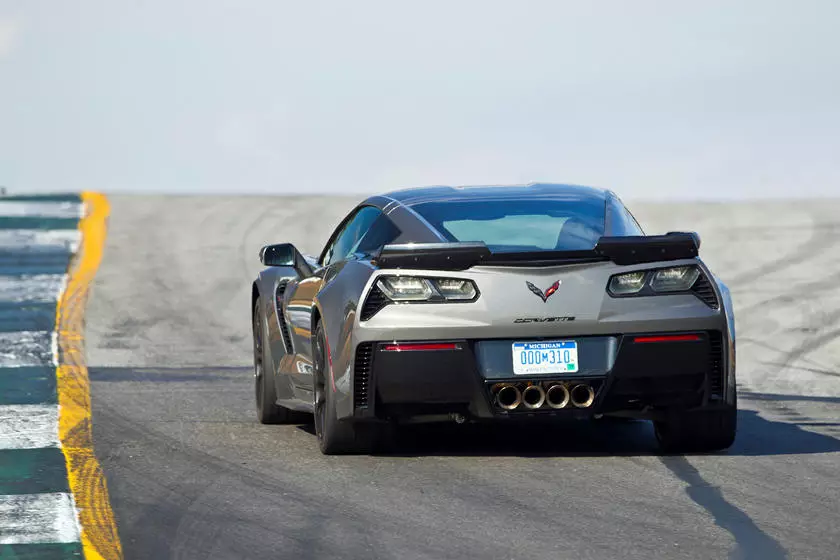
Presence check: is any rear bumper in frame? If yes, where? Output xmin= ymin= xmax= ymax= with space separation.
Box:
xmin=351 ymin=330 xmax=733 ymax=422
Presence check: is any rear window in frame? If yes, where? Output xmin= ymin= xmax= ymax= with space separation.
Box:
xmin=412 ymin=199 xmax=606 ymax=252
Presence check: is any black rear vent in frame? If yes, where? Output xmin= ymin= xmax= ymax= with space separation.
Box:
xmin=692 ymin=273 xmax=720 ymax=309
xmin=708 ymin=331 xmax=724 ymax=399
xmin=360 ymin=286 xmax=389 ymax=321
xmin=275 ymin=280 xmax=294 ymax=354
xmin=354 ymin=343 xmax=374 ymax=409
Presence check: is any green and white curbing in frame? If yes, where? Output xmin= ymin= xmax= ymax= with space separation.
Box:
xmin=0 ymin=194 xmax=85 ymax=559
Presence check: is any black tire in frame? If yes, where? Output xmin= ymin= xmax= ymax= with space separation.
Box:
xmin=312 ymin=322 xmax=377 ymax=454
xmin=253 ymin=298 xmax=307 ymax=424
xmin=654 ymin=402 xmax=737 ymax=453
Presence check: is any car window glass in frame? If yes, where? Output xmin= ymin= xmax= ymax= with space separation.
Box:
xmin=352 ymin=214 xmax=401 ymax=256
xmin=321 ymin=208 xmax=363 ymax=266
xmin=412 ymin=198 xmax=605 ymax=252
xmin=324 ymin=206 xmax=382 ymax=266
xmin=321 ymin=211 xmax=358 ymax=266
xmin=608 ymin=197 xmax=645 ymax=236
xmin=321 ymin=235 xmax=340 ymax=267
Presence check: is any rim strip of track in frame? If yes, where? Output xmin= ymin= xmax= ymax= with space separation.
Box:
xmin=56 ymin=192 xmax=123 ymax=560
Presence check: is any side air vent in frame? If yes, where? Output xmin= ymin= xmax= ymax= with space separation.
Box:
xmin=360 ymin=286 xmax=389 ymax=321
xmin=354 ymin=342 xmax=374 ymax=409
xmin=275 ymin=280 xmax=294 ymax=354
xmin=708 ymin=331 xmax=724 ymax=400
xmin=692 ymin=273 xmax=720 ymax=309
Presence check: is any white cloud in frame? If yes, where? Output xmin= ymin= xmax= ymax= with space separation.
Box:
xmin=0 ymin=18 xmax=20 ymax=58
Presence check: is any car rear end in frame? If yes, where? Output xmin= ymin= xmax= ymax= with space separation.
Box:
xmin=349 ymin=255 xmax=733 ymax=427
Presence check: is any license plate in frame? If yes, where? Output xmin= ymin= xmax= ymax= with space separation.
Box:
xmin=512 ymin=341 xmax=579 ymax=375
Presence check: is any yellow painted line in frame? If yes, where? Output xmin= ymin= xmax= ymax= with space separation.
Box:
xmin=55 ymin=192 xmax=123 ymax=560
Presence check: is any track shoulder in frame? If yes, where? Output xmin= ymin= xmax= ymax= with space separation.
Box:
xmin=57 ymin=193 xmax=123 ymax=560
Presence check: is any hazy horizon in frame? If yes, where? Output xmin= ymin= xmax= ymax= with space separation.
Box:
xmin=1 ymin=1 xmax=838 ymax=200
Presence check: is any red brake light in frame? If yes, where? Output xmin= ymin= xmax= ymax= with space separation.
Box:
xmin=633 ymin=334 xmax=702 ymax=344
xmin=382 ymin=343 xmax=461 ymax=352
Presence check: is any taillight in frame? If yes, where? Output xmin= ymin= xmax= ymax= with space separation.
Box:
xmin=375 ymin=276 xmax=479 ymax=303
xmin=633 ymin=334 xmax=701 ymax=343
xmin=382 ymin=342 xmax=461 ymax=352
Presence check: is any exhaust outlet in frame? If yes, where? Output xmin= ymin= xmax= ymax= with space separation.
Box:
xmin=570 ymin=384 xmax=596 ymax=408
xmin=521 ymin=385 xmax=546 ymax=409
xmin=545 ymin=384 xmax=570 ymax=409
xmin=496 ymin=385 xmax=522 ymax=410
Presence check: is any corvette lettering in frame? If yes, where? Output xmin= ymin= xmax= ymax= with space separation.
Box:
xmin=514 ymin=316 xmax=576 ymax=323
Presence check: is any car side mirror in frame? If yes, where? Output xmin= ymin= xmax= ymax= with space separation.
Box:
xmin=260 ymin=243 xmax=296 ymax=267
xmin=259 ymin=243 xmax=314 ymax=277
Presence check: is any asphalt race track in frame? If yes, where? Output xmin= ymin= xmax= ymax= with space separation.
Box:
xmin=84 ymin=195 xmax=840 ymax=560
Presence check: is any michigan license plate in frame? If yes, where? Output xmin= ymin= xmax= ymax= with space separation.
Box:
xmin=512 ymin=341 xmax=579 ymax=375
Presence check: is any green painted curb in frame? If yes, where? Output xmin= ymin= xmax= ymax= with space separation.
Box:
xmin=0 ymin=194 xmax=82 ymax=203
xmin=0 ymin=367 xmax=57 ymax=405
xmin=0 ymin=194 xmax=86 ymax=557
xmin=0 ymin=251 xmax=72 ymax=267
xmin=0 ymin=448 xmax=69 ymax=495
xmin=0 ymin=218 xmax=79 ymax=231
xmin=0 ymin=265 xmax=71 ymax=276
xmin=0 ymin=543 xmax=83 ymax=559
xmin=0 ymin=304 xmax=58 ymax=333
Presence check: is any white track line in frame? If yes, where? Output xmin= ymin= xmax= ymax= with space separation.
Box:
xmin=0 ymin=230 xmax=81 ymax=252
xmin=50 ymin=274 xmax=68 ymax=368
xmin=0 ymin=331 xmax=54 ymax=367
xmin=0 ymin=274 xmax=67 ymax=303
xmin=0 ymin=493 xmax=81 ymax=544
xmin=0 ymin=404 xmax=60 ymax=449
xmin=0 ymin=201 xmax=82 ymax=218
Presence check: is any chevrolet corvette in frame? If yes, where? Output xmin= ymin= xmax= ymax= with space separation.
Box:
xmin=251 ymin=184 xmax=737 ymax=454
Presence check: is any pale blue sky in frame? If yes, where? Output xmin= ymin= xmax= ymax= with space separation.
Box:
xmin=1 ymin=1 xmax=838 ymax=198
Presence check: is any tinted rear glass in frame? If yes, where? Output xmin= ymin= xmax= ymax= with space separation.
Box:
xmin=412 ymin=198 xmax=605 ymax=252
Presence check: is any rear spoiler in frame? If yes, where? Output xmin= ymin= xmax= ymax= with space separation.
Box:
xmin=374 ymin=233 xmax=699 ymax=270
xmin=594 ymin=232 xmax=700 ymax=265
xmin=374 ymin=242 xmax=492 ymax=270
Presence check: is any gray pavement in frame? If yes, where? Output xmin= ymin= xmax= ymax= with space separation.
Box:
xmin=85 ymin=195 xmax=840 ymax=560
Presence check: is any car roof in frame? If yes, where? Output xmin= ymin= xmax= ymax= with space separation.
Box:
xmin=380 ymin=182 xmax=610 ymax=207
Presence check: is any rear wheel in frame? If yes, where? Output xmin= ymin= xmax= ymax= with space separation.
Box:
xmin=654 ymin=402 xmax=737 ymax=453
xmin=253 ymin=297 xmax=307 ymax=424
xmin=313 ymin=322 xmax=378 ymax=454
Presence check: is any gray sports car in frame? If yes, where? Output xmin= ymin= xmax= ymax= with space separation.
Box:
xmin=251 ymin=184 xmax=737 ymax=454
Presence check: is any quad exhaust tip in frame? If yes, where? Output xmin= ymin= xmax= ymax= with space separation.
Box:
xmin=570 ymin=384 xmax=596 ymax=408
xmin=496 ymin=385 xmax=522 ymax=410
xmin=545 ymin=384 xmax=571 ymax=409
xmin=521 ymin=385 xmax=546 ymax=409
xmin=494 ymin=382 xmax=595 ymax=410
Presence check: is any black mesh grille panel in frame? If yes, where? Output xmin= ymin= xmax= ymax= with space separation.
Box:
xmin=360 ymin=286 xmax=389 ymax=321
xmin=354 ymin=342 xmax=374 ymax=409
xmin=708 ymin=331 xmax=724 ymax=399
xmin=275 ymin=280 xmax=294 ymax=354
xmin=692 ymin=273 xmax=720 ymax=309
